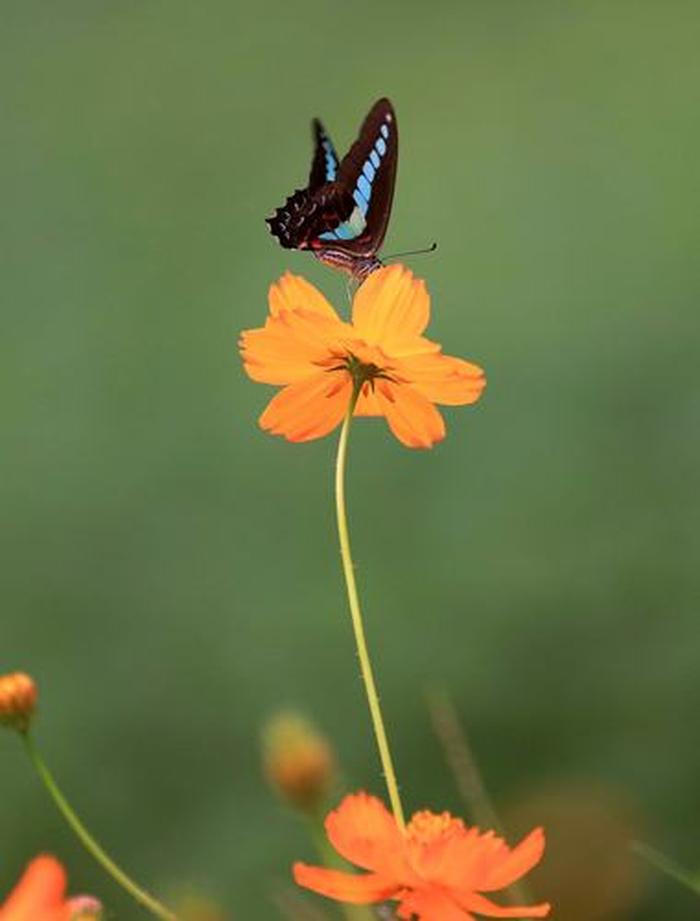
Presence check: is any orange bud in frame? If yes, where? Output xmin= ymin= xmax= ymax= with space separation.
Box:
xmin=0 ymin=672 xmax=37 ymax=733
xmin=262 ymin=712 xmax=336 ymax=814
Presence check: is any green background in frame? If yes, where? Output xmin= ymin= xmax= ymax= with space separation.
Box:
xmin=2 ymin=2 xmax=699 ymax=918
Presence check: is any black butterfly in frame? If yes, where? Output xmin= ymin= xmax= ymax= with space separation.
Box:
xmin=266 ymin=98 xmax=398 ymax=282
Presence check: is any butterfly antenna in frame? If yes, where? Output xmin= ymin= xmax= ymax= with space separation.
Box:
xmin=383 ymin=242 xmax=438 ymax=262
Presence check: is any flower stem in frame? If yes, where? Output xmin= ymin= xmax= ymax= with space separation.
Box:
xmin=334 ymin=388 xmax=405 ymax=830
xmin=633 ymin=841 xmax=700 ymax=897
xmin=426 ymin=686 xmax=532 ymax=914
xmin=23 ymin=732 xmax=178 ymax=921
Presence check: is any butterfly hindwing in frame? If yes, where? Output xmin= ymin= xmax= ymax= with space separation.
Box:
xmin=266 ymin=185 xmax=354 ymax=251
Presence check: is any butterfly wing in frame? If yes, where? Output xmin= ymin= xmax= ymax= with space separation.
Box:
xmin=266 ymin=185 xmax=354 ymax=250
xmin=309 ymin=119 xmax=340 ymax=189
xmin=267 ymin=98 xmax=398 ymax=271
xmin=267 ymin=116 xmax=349 ymax=249
xmin=313 ymin=98 xmax=398 ymax=258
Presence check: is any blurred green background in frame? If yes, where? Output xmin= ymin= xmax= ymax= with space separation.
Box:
xmin=2 ymin=1 xmax=699 ymax=918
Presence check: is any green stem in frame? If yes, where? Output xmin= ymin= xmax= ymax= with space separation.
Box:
xmin=334 ymin=386 xmax=405 ymax=830
xmin=23 ymin=733 xmax=177 ymax=921
xmin=426 ymin=687 xmax=532 ymax=914
xmin=633 ymin=841 xmax=700 ymax=897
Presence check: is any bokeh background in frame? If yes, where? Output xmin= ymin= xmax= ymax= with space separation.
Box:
xmin=2 ymin=1 xmax=699 ymax=918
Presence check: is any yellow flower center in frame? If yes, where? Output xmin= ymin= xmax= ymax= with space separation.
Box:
xmin=406 ymin=810 xmax=464 ymax=846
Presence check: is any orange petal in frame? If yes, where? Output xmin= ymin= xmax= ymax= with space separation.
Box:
xmin=419 ymin=826 xmax=520 ymax=894
xmin=1 ymin=856 xmax=70 ymax=921
xmin=396 ymin=885 xmax=475 ymax=921
xmin=293 ymin=863 xmax=397 ymax=904
xmin=324 ymin=793 xmax=411 ymax=880
xmin=458 ymin=892 xmax=551 ymax=918
xmin=354 ymin=384 xmax=383 ymax=417
xmin=398 ymin=353 xmax=486 ymax=406
xmin=269 ymin=272 xmax=340 ymax=320
xmin=375 ymin=383 xmax=446 ymax=448
xmin=259 ymin=373 xmax=351 ymax=442
xmin=480 ymin=828 xmax=546 ymax=891
xmin=240 ymin=309 xmax=350 ymax=386
xmin=352 ymin=265 xmax=433 ymax=353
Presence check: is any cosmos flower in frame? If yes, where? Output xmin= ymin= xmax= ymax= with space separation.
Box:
xmin=293 ymin=793 xmax=550 ymax=921
xmin=0 ymin=857 xmax=102 ymax=921
xmin=239 ymin=265 xmax=485 ymax=448
xmin=1 ymin=856 xmax=72 ymax=921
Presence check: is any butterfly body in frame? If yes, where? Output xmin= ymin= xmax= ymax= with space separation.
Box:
xmin=267 ymin=98 xmax=398 ymax=282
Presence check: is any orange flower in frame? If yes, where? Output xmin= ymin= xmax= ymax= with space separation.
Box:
xmin=293 ymin=793 xmax=551 ymax=921
xmin=1 ymin=856 xmax=71 ymax=921
xmin=239 ymin=265 xmax=485 ymax=448
xmin=1 ymin=857 xmax=100 ymax=921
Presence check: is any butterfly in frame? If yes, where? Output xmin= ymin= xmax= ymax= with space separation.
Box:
xmin=266 ymin=98 xmax=398 ymax=282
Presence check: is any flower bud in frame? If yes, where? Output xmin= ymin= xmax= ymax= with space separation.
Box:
xmin=69 ymin=895 xmax=103 ymax=919
xmin=175 ymin=893 xmax=228 ymax=921
xmin=262 ymin=711 xmax=336 ymax=814
xmin=0 ymin=672 xmax=37 ymax=733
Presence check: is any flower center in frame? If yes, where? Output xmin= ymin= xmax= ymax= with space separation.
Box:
xmin=346 ymin=354 xmax=386 ymax=387
xmin=406 ymin=810 xmax=464 ymax=846
xmin=324 ymin=350 xmax=394 ymax=390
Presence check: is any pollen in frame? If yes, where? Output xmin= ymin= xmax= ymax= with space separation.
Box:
xmin=406 ymin=809 xmax=464 ymax=845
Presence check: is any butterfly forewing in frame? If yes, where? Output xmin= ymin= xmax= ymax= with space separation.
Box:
xmin=309 ymin=119 xmax=340 ymax=190
xmin=334 ymin=98 xmax=397 ymax=257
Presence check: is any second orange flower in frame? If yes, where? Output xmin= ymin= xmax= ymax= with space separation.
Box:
xmin=239 ymin=265 xmax=485 ymax=448
xmin=294 ymin=793 xmax=550 ymax=920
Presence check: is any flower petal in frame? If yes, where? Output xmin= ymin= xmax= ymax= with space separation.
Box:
xmin=396 ymin=885 xmax=475 ymax=921
xmin=375 ymin=382 xmax=446 ymax=448
xmin=398 ymin=353 xmax=486 ymax=406
xmin=352 ymin=265 xmax=433 ymax=353
xmin=293 ymin=863 xmax=397 ymax=905
xmin=458 ymin=892 xmax=551 ymax=918
xmin=354 ymin=383 xmax=383 ymax=417
xmin=324 ymin=793 xmax=410 ymax=880
xmin=269 ymin=272 xmax=340 ymax=320
xmin=259 ymin=373 xmax=351 ymax=442
xmin=240 ymin=309 xmax=350 ymax=385
xmin=1 ymin=856 xmax=70 ymax=920
xmin=480 ymin=828 xmax=546 ymax=891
